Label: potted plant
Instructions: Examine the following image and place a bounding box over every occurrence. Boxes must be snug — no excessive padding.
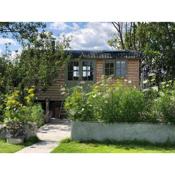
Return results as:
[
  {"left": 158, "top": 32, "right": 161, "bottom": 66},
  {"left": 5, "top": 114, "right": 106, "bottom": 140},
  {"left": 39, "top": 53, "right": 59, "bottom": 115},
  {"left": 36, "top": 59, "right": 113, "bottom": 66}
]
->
[{"left": 5, "top": 119, "right": 25, "bottom": 144}]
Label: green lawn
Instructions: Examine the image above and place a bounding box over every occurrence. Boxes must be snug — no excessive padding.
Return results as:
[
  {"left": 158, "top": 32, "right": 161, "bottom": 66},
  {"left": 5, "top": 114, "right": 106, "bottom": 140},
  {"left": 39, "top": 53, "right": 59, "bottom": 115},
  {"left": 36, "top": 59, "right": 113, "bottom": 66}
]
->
[
  {"left": 0, "top": 137, "right": 39, "bottom": 153},
  {"left": 52, "top": 139, "right": 175, "bottom": 153}
]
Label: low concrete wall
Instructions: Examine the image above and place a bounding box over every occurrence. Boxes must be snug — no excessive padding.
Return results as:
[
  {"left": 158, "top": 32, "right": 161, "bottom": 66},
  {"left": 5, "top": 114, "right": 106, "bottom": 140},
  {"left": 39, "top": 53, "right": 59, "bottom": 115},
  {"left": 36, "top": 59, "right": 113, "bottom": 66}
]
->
[{"left": 71, "top": 121, "right": 175, "bottom": 144}]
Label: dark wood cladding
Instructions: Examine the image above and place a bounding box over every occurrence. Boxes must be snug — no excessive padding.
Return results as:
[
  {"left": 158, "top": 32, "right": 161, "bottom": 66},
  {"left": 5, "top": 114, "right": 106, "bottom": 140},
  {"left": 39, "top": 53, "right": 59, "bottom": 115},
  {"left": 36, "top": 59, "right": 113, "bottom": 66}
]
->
[
  {"left": 36, "top": 66, "right": 66, "bottom": 101},
  {"left": 36, "top": 58, "right": 140, "bottom": 101}
]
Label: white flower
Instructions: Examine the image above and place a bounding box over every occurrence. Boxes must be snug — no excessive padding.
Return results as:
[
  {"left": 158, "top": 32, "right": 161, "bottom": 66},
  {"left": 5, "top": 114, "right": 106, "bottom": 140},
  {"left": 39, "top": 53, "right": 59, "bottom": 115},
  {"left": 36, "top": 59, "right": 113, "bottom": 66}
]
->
[
  {"left": 143, "top": 80, "right": 148, "bottom": 84},
  {"left": 151, "top": 86, "right": 158, "bottom": 91},
  {"left": 148, "top": 73, "right": 156, "bottom": 77}
]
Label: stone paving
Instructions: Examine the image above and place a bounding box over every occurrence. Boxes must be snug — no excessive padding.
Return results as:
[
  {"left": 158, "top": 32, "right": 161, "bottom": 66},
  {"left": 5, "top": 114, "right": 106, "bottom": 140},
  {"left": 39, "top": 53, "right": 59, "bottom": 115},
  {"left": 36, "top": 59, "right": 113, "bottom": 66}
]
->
[{"left": 17, "top": 119, "right": 71, "bottom": 153}]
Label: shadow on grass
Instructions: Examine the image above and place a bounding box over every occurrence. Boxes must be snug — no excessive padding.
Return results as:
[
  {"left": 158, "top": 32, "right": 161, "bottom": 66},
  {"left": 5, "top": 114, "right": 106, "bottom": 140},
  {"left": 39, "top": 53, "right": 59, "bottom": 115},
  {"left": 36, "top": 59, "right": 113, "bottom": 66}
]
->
[{"left": 60, "top": 138, "right": 175, "bottom": 152}]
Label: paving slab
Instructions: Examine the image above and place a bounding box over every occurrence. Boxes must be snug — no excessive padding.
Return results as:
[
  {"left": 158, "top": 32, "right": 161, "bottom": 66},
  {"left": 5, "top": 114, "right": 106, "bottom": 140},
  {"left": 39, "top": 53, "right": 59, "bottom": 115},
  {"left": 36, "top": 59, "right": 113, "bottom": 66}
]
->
[{"left": 17, "top": 119, "right": 71, "bottom": 153}]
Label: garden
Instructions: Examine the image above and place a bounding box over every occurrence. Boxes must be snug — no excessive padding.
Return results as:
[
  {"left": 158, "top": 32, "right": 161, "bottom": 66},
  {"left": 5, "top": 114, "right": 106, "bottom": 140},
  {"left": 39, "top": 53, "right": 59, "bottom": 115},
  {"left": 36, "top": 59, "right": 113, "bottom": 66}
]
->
[
  {"left": 0, "top": 23, "right": 70, "bottom": 152},
  {"left": 52, "top": 77, "right": 175, "bottom": 153},
  {"left": 0, "top": 87, "right": 43, "bottom": 147},
  {"left": 65, "top": 77, "right": 175, "bottom": 124}
]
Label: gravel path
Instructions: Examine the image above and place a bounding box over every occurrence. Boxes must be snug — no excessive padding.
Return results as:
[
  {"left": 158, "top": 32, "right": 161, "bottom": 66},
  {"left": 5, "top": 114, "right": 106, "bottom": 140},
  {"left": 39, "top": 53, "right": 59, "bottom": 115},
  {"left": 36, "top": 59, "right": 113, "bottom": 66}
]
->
[{"left": 17, "top": 119, "right": 71, "bottom": 153}]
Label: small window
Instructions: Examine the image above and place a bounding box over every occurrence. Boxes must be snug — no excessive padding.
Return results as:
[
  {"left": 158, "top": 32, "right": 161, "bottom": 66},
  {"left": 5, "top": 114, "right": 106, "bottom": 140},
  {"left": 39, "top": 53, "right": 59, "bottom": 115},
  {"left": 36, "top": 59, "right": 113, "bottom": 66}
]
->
[
  {"left": 68, "top": 61, "right": 79, "bottom": 80},
  {"left": 105, "top": 62, "right": 114, "bottom": 76},
  {"left": 116, "top": 60, "right": 126, "bottom": 77},
  {"left": 82, "top": 61, "right": 93, "bottom": 81}
]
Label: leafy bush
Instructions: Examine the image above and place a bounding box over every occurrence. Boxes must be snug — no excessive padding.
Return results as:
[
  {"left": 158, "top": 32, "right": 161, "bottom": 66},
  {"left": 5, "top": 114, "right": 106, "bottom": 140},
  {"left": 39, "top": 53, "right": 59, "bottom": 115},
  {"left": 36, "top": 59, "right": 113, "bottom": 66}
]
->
[
  {"left": 65, "top": 78, "right": 175, "bottom": 124},
  {"left": 65, "top": 86, "right": 93, "bottom": 121},
  {"left": 3, "top": 87, "right": 43, "bottom": 125},
  {"left": 117, "top": 87, "right": 145, "bottom": 122},
  {"left": 16, "top": 105, "right": 44, "bottom": 127},
  {"left": 65, "top": 78, "right": 148, "bottom": 123},
  {"left": 3, "top": 88, "right": 44, "bottom": 138},
  {"left": 156, "top": 92, "right": 175, "bottom": 123}
]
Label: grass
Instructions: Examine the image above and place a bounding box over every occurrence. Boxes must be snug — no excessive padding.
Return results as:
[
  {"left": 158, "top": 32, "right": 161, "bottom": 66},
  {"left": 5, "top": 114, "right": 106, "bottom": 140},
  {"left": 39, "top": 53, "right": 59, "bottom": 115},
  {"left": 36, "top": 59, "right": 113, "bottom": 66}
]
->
[
  {"left": 0, "top": 136, "right": 39, "bottom": 153},
  {"left": 52, "top": 138, "right": 175, "bottom": 153}
]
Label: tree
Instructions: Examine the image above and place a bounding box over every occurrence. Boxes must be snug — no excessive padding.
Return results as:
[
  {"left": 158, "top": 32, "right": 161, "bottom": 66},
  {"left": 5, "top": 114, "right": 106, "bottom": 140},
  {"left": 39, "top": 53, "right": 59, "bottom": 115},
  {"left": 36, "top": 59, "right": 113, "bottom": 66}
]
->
[
  {"left": 109, "top": 22, "right": 175, "bottom": 88},
  {"left": 0, "top": 22, "right": 46, "bottom": 45},
  {"left": 16, "top": 32, "right": 71, "bottom": 91},
  {"left": 109, "top": 22, "right": 136, "bottom": 50},
  {"left": 0, "top": 23, "right": 71, "bottom": 106}
]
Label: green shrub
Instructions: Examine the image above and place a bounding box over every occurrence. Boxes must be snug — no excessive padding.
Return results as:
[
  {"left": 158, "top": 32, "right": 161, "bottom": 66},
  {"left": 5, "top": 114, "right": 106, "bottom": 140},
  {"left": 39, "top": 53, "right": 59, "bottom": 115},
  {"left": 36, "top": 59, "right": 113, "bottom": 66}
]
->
[
  {"left": 2, "top": 88, "right": 44, "bottom": 138},
  {"left": 19, "top": 105, "right": 44, "bottom": 127},
  {"left": 65, "top": 78, "right": 149, "bottom": 123},
  {"left": 65, "top": 86, "right": 93, "bottom": 121},
  {"left": 156, "top": 92, "right": 175, "bottom": 124},
  {"left": 3, "top": 88, "right": 44, "bottom": 127},
  {"left": 65, "top": 77, "right": 175, "bottom": 124},
  {"left": 118, "top": 87, "right": 145, "bottom": 122}
]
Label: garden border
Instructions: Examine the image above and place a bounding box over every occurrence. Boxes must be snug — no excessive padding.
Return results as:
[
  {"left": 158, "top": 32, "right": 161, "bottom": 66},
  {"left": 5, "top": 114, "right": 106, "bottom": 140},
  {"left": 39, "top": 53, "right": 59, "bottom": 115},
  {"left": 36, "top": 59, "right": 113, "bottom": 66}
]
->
[{"left": 71, "top": 121, "right": 175, "bottom": 144}]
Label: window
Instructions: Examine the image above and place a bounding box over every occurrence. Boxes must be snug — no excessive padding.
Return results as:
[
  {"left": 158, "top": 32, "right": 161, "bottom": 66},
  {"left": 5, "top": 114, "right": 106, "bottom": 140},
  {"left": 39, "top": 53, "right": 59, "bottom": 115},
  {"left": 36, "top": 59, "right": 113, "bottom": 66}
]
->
[
  {"left": 116, "top": 60, "right": 126, "bottom": 77},
  {"left": 68, "top": 61, "right": 79, "bottom": 80},
  {"left": 82, "top": 61, "right": 93, "bottom": 81},
  {"left": 105, "top": 62, "right": 114, "bottom": 76},
  {"left": 67, "top": 60, "right": 94, "bottom": 81}
]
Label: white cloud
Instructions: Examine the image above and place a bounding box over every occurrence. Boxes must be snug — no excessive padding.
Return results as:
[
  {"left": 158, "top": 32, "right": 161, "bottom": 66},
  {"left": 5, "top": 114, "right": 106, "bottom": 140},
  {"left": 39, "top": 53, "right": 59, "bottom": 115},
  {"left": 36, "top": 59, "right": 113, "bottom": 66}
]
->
[
  {"left": 49, "top": 22, "right": 80, "bottom": 32},
  {"left": 0, "top": 38, "right": 17, "bottom": 45},
  {"left": 50, "top": 22, "right": 69, "bottom": 31},
  {"left": 59, "top": 22, "right": 116, "bottom": 50}
]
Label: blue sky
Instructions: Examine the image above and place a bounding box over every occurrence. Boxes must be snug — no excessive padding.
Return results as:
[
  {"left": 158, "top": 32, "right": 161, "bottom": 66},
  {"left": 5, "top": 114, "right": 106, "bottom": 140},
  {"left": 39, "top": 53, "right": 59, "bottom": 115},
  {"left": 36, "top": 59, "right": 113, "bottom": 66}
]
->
[{"left": 0, "top": 22, "right": 116, "bottom": 58}]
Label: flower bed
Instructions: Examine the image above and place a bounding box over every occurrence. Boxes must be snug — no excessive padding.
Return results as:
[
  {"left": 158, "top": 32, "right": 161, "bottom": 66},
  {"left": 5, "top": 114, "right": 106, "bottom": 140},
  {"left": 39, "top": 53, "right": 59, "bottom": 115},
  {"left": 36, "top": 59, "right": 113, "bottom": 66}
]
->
[{"left": 65, "top": 78, "right": 175, "bottom": 144}]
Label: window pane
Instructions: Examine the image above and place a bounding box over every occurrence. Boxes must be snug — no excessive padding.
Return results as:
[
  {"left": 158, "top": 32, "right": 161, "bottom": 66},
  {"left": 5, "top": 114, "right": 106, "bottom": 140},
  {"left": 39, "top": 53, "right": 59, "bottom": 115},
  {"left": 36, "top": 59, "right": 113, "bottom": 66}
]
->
[
  {"left": 116, "top": 60, "right": 126, "bottom": 77},
  {"left": 82, "top": 61, "right": 93, "bottom": 81},
  {"left": 83, "top": 71, "right": 87, "bottom": 77},
  {"left": 68, "top": 72, "right": 73, "bottom": 80},
  {"left": 105, "top": 62, "right": 114, "bottom": 76},
  {"left": 87, "top": 66, "right": 90, "bottom": 71},
  {"left": 121, "top": 61, "right": 126, "bottom": 76},
  {"left": 83, "top": 66, "right": 87, "bottom": 71},
  {"left": 68, "top": 61, "right": 79, "bottom": 80},
  {"left": 116, "top": 68, "right": 121, "bottom": 76},
  {"left": 73, "top": 66, "right": 79, "bottom": 71},
  {"left": 73, "top": 71, "right": 79, "bottom": 77}
]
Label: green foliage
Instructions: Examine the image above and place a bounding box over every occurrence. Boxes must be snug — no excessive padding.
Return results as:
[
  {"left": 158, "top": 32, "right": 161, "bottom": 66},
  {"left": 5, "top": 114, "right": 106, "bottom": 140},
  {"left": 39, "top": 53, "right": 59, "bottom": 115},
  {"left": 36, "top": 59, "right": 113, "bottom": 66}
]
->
[
  {"left": 64, "top": 86, "right": 93, "bottom": 121},
  {"left": 0, "top": 24, "right": 70, "bottom": 96},
  {"left": 65, "top": 78, "right": 175, "bottom": 124},
  {"left": 0, "top": 22, "right": 46, "bottom": 44},
  {"left": 109, "top": 22, "right": 175, "bottom": 86},
  {"left": 3, "top": 87, "right": 44, "bottom": 127},
  {"left": 65, "top": 78, "right": 147, "bottom": 123},
  {"left": 155, "top": 90, "right": 175, "bottom": 123},
  {"left": 19, "top": 105, "right": 44, "bottom": 127},
  {"left": 15, "top": 33, "right": 70, "bottom": 90}
]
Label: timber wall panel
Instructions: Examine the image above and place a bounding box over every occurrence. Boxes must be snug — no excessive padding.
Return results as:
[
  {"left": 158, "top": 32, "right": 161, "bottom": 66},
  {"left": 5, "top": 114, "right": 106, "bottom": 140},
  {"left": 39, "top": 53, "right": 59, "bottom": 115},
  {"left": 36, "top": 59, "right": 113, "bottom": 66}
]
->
[
  {"left": 37, "top": 58, "right": 140, "bottom": 101},
  {"left": 36, "top": 66, "right": 66, "bottom": 101},
  {"left": 127, "top": 59, "right": 140, "bottom": 88}
]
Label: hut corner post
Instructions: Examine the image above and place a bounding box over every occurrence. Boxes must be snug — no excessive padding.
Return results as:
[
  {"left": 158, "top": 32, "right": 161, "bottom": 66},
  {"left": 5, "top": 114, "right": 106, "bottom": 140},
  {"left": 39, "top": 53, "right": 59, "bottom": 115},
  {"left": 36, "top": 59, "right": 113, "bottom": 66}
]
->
[{"left": 45, "top": 98, "right": 50, "bottom": 123}]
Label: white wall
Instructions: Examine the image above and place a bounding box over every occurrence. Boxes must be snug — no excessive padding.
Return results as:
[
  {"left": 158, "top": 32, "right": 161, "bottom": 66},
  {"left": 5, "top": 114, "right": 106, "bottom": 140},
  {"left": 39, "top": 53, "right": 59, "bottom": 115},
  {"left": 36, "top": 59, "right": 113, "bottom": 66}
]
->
[{"left": 71, "top": 121, "right": 175, "bottom": 144}]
